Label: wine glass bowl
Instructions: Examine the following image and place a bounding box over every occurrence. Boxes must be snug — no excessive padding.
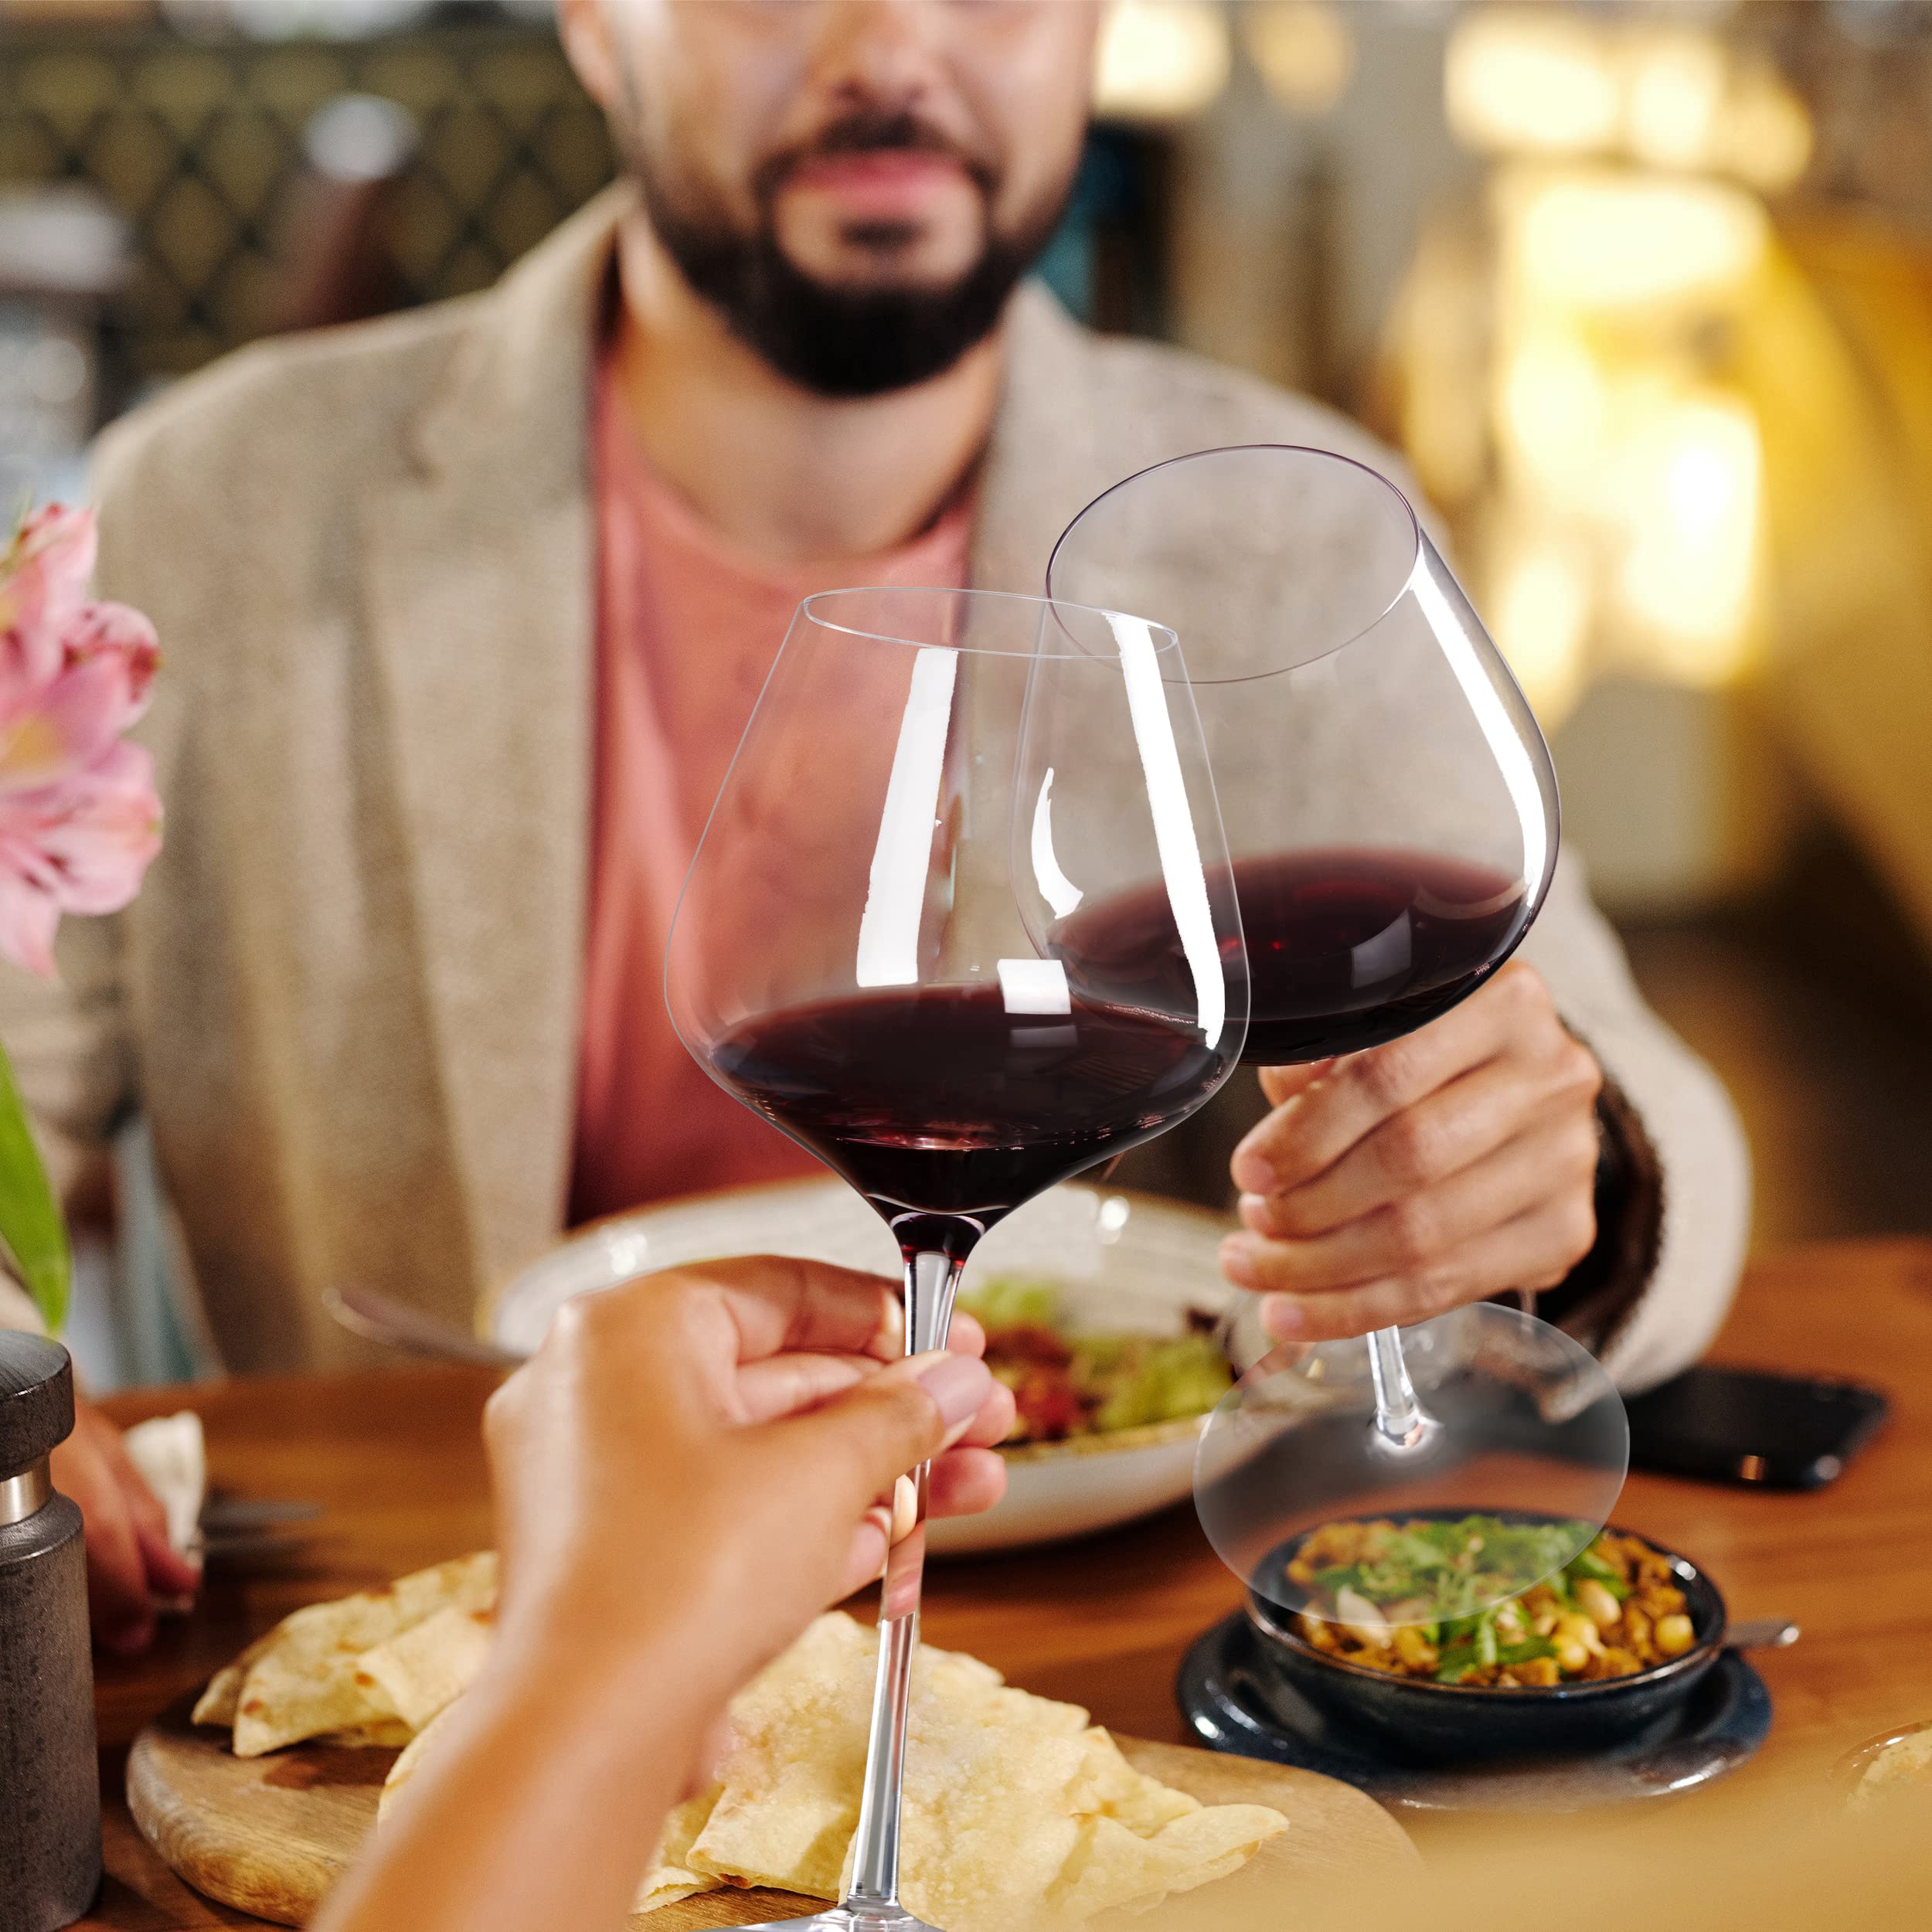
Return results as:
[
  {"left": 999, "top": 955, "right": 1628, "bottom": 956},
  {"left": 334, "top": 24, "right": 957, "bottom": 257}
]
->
[
  {"left": 665, "top": 585, "right": 1248, "bottom": 1932},
  {"left": 668, "top": 588, "right": 1247, "bottom": 1254},
  {"left": 1048, "top": 445, "right": 1629, "bottom": 1624}
]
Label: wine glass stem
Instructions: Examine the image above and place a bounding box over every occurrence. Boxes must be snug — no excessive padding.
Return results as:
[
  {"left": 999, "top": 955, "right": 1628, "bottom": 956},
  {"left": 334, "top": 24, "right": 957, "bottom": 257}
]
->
[
  {"left": 844, "top": 1247, "right": 963, "bottom": 1915},
  {"left": 1367, "top": 1324, "right": 1426, "bottom": 1445}
]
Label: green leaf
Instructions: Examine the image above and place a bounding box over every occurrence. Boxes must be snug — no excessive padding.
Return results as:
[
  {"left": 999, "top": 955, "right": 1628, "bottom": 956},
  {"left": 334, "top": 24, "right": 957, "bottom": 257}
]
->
[
  {"left": 1497, "top": 1638, "right": 1558, "bottom": 1665},
  {"left": 0, "top": 1044, "right": 69, "bottom": 1331}
]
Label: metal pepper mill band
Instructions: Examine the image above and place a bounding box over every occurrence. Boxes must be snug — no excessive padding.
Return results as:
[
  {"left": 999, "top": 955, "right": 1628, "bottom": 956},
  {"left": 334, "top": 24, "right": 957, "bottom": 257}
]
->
[{"left": 0, "top": 1333, "right": 101, "bottom": 1932}]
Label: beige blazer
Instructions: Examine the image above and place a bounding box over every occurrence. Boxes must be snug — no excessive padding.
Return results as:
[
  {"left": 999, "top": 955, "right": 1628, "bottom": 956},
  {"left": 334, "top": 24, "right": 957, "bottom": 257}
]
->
[{"left": 0, "top": 187, "right": 1748, "bottom": 1385}]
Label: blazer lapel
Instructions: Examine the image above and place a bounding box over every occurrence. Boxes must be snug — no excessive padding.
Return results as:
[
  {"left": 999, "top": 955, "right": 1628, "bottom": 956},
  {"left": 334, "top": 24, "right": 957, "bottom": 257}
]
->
[{"left": 360, "top": 189, "right": 628, "bottom": 1286}]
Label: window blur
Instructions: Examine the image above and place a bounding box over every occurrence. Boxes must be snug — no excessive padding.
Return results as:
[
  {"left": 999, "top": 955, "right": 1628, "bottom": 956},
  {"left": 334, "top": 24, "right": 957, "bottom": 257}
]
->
[{"left": 5, "top": 0, "right": 1930, "bottom": 1256}]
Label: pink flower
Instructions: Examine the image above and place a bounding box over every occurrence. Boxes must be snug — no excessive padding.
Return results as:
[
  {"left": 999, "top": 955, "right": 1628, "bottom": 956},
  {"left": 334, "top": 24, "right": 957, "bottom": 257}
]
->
[{"left": 0, "top": 506, "right": 162, "bottom": 978}]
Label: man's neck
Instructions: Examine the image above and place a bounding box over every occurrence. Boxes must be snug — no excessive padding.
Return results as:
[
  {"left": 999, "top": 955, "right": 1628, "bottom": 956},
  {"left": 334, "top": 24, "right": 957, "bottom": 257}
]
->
[{"left": 609, "top": 216, "right": 1004, "bottom": 566}]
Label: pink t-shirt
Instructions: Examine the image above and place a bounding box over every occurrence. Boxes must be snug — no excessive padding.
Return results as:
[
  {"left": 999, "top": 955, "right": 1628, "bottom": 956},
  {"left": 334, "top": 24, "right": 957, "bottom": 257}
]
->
[{"left": 569, "top": 365, "right": 975, "bottom": 1225}]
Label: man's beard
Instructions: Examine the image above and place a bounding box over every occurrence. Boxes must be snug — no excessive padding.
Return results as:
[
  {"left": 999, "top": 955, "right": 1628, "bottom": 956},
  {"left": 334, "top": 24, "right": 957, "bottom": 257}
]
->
[{"left": 631, "top": 115, "right": 1073, "bottom": 400}]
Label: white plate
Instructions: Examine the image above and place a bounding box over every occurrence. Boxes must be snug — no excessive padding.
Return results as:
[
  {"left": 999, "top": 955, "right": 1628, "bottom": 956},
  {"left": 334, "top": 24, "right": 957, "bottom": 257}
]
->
[{"left": 486, "top": 1177, "right": 1235, "bottom": 1554}]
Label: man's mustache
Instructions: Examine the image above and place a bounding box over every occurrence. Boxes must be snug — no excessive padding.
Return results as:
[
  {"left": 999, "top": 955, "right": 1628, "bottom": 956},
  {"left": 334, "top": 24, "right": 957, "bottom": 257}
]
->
[{"left": 754, "top": 112, "right": 998, "bottom": 200}]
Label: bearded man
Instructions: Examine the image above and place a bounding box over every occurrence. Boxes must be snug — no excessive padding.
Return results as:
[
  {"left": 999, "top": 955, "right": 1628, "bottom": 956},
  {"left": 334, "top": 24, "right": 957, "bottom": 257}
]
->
[{"left": 0, "top": 2, "right": 1746, "bottom": 1650}]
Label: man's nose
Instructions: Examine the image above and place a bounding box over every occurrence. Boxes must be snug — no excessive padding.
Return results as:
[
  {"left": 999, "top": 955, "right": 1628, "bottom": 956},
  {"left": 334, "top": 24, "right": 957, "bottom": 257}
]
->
[{"left": 811, "top": 0, "right": 951, "bottom": 109}]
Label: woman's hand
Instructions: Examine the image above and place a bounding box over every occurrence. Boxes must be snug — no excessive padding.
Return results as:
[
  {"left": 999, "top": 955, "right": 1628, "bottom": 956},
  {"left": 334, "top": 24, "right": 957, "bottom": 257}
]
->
[
  {"left": 1219, "top": 961, "right": 1603, "bottom": 1341},
  {"left": 316, "top": 1257, "right": 1011, "bottom": 1932},
  {"left": 483, "top": 1254, "right": 1012, "bottom": 1709},
  {"left": 52, "top": 1396, "right": 201, "bottom": 1654}
]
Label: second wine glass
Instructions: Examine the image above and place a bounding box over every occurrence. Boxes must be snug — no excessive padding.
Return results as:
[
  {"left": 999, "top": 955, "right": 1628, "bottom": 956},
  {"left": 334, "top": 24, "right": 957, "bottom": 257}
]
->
[
  {"left": 665, "top": 586, "right": 1247, "bottom": 1932},
  {"left": 1047, "top": 445, "right": 1630, "bottom": 1625}
]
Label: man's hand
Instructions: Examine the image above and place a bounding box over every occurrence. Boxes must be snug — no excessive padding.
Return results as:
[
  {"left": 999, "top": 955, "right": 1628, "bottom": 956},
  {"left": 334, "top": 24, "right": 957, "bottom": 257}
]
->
[
  {"left": 1219, "top": 961, "right": 1603, "bottom": 1341},
  {"left": 482, "top": 1257, "right": 1013, "bottom": 1716},
  {"left": 52, "top": 1396, "right": 202, "bottom": 1654}
]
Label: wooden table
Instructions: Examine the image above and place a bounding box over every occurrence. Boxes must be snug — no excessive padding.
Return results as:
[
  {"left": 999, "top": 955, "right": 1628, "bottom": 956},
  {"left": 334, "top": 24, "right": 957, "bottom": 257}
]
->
[{"left": 79, "top": 1238, "right": 1932, "bottom": 1929}]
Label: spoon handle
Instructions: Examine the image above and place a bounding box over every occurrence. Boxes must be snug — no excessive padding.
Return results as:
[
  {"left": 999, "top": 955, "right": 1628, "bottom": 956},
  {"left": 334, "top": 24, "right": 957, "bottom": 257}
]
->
[{"left": 1727, "top": 1617, "right": 1801, "bottom": 1651}]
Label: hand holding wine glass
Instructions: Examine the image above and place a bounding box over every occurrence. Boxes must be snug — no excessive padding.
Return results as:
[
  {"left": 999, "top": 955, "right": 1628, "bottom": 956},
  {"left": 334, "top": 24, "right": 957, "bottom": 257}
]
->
[{"left": 1222, "top": 959, "right": 1605, "bottom": 1343}]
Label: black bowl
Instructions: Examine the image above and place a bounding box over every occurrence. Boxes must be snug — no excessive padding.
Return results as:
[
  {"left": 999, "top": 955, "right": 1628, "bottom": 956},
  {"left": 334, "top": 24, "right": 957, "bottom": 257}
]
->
[{"left": 1243, "top": 1509, "right": 1729, "bottom": 1764}]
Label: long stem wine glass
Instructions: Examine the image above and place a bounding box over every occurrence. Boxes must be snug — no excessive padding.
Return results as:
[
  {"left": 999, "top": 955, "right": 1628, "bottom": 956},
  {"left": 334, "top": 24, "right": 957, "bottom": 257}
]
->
[
  {"left": 1046, "top": 446, "right": 1629, "bottom": 1624},
  {"left": 665, "top": 587, "right": 1247, "bottom": 1932}
]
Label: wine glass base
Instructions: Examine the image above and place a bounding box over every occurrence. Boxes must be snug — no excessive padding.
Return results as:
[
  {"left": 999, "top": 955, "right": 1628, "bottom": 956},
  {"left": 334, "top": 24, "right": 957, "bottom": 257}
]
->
[
  {"left": 735, "top": 1909, "right": 942, "bottom": 1932},
  {"left": 1195, "top": 1303, "right": 1631, "bottom": 1620}
]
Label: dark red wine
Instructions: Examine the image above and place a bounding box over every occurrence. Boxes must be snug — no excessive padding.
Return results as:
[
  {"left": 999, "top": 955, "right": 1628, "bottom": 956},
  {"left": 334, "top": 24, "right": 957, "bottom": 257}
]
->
[
  {"left": 708, "top": 985, "right": 1233, "bottom": 1239},
  {"left": 1063, "top": 847, "right": 1530, "bottom": 1067}
]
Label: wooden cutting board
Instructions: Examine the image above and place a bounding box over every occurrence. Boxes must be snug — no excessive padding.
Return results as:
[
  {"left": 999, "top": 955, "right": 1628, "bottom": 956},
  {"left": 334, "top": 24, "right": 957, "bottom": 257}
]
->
[{"left": 128, "top": 1695, "right": 1415, "bottom": 1928}]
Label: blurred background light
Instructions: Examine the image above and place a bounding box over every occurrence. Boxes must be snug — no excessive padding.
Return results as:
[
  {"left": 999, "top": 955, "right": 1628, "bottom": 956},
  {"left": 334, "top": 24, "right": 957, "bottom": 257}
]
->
[
  {"left": 1506, "top": 170, "right": 1767, "bottom": 313},
  {"left": 1093, "top": 0, "right": 1231, "bottom": 124},
  {"left": 1444, "top": 5, "right": 1815, "bottom": 194},
  {"left": 1624, "top": 28, "right": 1730, "bottom": 172},
  {"left": 1447, "top": 9, "right": 1622, "bottom": 158},
  {"left": 1243, "top": 2, "right": 1357, "bottom": 117},
  {"left": 1614, "top": 390, "right": 1763, "bottom": 682}
]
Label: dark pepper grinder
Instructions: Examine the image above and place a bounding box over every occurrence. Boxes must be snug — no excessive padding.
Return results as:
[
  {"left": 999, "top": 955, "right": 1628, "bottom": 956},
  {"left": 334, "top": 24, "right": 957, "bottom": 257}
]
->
[{"left": 0, "top": 1334, "right": 101, "bottom": 1932}]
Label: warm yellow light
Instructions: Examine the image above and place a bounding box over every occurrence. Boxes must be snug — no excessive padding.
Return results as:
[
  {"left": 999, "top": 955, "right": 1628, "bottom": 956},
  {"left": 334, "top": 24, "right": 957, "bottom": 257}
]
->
[
  {"left": 1446, "top": 6, "right": 1813, "bottom": 194},
  {"left": 1244, "top": 2, "right": 1356, "bottom": 116},
  {"left": 1509, "top": 172, "right": 1767, "bottom": 313},
  {"left": 1624, "top": 29, "right": 1728, "bottom": 172},
  {"left": 1094, "top": 0, "right": 1231, "bottom": 123},
  {"left": 1493, "top": 548, "right": 1594, "bottom": 720},
  {"left": 1447, "top": 9, "right": 1621, "bottom": 158},
  {"left": 1615, "top": 394, "right": 1761, "bottom": 681},
  {"left": 1498, "top": 331, "right": 1607, "bottom": 503},
  {"left": 1721, "top": 66, "right": 1813, "bottom": 192}
]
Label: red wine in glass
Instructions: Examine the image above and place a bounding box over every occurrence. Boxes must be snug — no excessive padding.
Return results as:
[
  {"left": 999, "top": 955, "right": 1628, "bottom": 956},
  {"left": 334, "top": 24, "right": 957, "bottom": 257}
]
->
[
  {"left": 1060, "top": 845, "right": 1531, "bottom": 1068},
  {"left": 710, "top": 984, "right": 1233, "bottom": 1255}
]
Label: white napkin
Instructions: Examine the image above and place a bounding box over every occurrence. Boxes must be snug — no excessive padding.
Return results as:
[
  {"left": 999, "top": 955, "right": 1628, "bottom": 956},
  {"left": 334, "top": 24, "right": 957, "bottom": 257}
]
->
[{"left": 123, "top": 1410, "right": 206, "bottom": 1561}]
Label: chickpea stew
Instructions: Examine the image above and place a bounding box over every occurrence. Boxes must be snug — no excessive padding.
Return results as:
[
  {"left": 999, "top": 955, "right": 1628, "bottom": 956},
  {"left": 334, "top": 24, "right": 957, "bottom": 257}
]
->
[{"left": 1287, "top": 1515, "right": 1699, "bottom": 1689}]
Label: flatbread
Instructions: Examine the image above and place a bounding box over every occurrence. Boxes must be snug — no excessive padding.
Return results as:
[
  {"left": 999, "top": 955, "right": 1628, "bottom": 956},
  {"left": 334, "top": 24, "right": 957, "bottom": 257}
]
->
[
  {"left": 376, "top": 1701, "right": 459, "bottom": 1824},
  {"left": 230, "top": 1553, "right": 495, "bottom": 1757},
  {"left": 192, "top": 1631, "right": 272, "bottom": 1727},
  {"left": 355, "top": 1603, "right": 496, "bottom": 1732},
  {"left": 679, "top": 1614, "right": 1284, "bottom": 1932},
  {"left": 1048, "top": 1731, "right": 1286, "bottom": 1922}
]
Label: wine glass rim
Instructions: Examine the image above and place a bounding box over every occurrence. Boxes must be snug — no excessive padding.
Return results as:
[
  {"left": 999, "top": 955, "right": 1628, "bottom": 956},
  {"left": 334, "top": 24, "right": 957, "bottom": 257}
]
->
[
  {"left": 798, "top": 584, "right": 1182, "bottom": 659},
  {"left": 1047, "top": 442, "right": 1427, "bottom": 685}
]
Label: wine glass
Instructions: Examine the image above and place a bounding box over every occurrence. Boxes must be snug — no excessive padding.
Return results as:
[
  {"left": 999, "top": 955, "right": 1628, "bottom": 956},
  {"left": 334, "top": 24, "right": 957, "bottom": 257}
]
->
[
  {"left": 1046, "top": 445, "right": 1630, "bottom": 1624},
  {"left": 665, "top": 586, "right": 1247, "bottom": 1932}
]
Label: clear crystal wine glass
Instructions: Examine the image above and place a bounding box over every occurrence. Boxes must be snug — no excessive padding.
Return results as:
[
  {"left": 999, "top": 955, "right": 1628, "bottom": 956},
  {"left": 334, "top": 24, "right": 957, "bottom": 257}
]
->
[
  {"left": 665, "top": 587, "right": 1248, "bottom": 1931},
  {"left": 1046, "top": 446, "right": 1630, "bottom": 1624}
]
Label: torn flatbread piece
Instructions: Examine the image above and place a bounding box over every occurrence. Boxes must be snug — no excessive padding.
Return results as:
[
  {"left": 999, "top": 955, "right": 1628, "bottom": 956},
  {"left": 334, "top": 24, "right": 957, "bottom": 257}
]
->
[
  {"left": 230, "top": 1552, "right": 495, "bottom": 1757},
  {"left": 355, "top": 1601, "right": 495, "bottom": 1733}
]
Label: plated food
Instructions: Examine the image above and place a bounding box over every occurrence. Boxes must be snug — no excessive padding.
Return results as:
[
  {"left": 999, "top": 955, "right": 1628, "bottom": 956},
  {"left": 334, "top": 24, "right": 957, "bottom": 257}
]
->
[
  {"left": 959, "top": 1274, "right": 1231, "bottom": 1444},
  {"left": 192, "top": 1562, "right": 1286, "bottom": 1932},
  {"left": 1839, "top": 1719, "right": 1932, "bottom": 1811},
  {"left": 1246, "top": 1509, "right": 1730, "bottom": 1763},
  {"left": 1285, "top": 1515, "right": 1698, "bottom": 1688}
]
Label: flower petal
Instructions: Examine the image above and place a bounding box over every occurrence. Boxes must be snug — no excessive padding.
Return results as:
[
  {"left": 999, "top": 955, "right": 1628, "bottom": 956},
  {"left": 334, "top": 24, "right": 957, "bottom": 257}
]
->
[
  {"left": 64, "top": 600, "right": 159, "bottom": 715},
  {"left": 32, "top": 740, "right": 163, "bottom": 916},
  {"left": 0, "top": 505, "right": 97, "bottom": 647},
  {"left": 0, "top": 652, "right": 146, "bottom": 796},
  {"left": 0, "top": 868, "right": 62, "bottom": 979}
]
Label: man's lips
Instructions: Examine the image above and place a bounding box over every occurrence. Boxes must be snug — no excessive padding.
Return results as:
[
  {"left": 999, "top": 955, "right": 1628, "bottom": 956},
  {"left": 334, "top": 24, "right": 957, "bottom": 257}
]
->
[{"left": 781, "top": 149, "right": 975, "bottom": 219}]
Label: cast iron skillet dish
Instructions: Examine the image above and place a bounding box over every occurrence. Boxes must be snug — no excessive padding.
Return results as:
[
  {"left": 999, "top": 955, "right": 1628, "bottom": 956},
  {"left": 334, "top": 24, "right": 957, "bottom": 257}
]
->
[{"left": 1244, "top": 1508, "right": 1728, "bottom": 1762}]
